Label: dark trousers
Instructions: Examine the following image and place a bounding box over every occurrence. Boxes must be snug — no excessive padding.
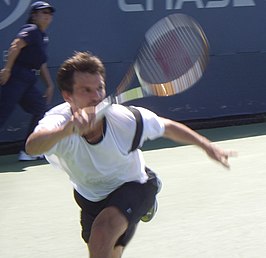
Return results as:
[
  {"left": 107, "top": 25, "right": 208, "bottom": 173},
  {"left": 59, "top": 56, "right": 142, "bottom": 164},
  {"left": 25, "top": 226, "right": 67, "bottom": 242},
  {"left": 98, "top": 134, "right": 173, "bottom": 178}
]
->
[{"left": 0, "top": 66, "right": 47, "bottom": 149}]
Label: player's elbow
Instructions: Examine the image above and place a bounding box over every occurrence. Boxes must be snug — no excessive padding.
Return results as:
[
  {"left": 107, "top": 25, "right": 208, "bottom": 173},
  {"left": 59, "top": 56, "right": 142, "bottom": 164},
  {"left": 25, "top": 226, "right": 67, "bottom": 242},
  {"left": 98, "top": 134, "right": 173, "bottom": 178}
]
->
[
  {"left": 25, "top": 136, "right": 42, "bottom": 155},
  {"left": 25, "top": 142, "right": 36, "bottom": 156},
  {"left": 161, "top": 118, "right": 176, "bottom": 138}
]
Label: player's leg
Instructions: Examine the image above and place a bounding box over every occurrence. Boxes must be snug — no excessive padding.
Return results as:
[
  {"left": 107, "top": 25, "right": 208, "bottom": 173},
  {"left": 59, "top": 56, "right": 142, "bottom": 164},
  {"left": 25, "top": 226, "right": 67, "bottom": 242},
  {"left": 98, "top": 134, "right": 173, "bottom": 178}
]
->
[
  {"left": 74, "top": 190, "right": 127, "bottom": 258},
  {"left": 112, "top": 246, "right": 124, "bottom": 258},
  {"left": 141, "top": 167, "right": 162, "bottom": 222},
  {"left": 105, "top": 180, "right": 158, "bottom": 255},
  {"left": 74, "top": 179, "right": 158, "bottom": 258},
  {"left": 88, "top": 206, "right": 128, "bottom": 258}
]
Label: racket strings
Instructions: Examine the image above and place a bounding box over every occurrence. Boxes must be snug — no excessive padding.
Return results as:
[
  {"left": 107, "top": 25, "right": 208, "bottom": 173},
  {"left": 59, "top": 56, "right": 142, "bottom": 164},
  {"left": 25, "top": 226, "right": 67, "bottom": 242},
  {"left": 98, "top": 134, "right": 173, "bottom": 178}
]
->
[
  {"left": 95, "top": 13, "right": 209, "bottom": 121},
  {"left": 174, "top": 23, "right": 209, "bottom": 84},
  {"left": 135, "top": 14, "right": 209, "bottom": 96}
]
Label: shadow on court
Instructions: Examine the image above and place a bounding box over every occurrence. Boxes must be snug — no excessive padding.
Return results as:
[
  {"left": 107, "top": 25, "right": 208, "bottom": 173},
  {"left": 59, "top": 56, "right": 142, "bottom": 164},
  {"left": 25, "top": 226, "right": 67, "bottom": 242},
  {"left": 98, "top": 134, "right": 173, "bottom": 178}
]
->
[{"left": 0, "top": 155, "right": 48, "bottom": 173}]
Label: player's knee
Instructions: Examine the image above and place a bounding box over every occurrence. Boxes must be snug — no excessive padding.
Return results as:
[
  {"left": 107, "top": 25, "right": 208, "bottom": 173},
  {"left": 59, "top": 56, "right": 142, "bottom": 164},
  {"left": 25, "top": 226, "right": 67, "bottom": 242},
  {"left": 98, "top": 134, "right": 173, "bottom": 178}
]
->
[
  {"left": 89, "top": 207, "right": 128, "bottom": 247},
  {"left": 88, "top": 225, "right": 115, "bottom": 256}
]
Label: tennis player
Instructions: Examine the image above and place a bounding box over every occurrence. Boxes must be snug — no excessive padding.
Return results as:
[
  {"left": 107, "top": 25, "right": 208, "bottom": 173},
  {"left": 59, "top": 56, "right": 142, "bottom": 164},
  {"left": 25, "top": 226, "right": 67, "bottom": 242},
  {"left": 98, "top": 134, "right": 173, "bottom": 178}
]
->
[{"left": 26, "top": 51, "right": 234, "bottom": 258}]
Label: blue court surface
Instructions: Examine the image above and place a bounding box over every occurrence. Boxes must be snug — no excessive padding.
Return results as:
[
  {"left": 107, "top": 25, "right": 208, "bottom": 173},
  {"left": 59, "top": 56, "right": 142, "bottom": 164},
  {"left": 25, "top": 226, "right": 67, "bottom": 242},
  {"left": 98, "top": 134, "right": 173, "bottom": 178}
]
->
[{"left": 1, "top": 122, "right": 266, "bottom": 258}]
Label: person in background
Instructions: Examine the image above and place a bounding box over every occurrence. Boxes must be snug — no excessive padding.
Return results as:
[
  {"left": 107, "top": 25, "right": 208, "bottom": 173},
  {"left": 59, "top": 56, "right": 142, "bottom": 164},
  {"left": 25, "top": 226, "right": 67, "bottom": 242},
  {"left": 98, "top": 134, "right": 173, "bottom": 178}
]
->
[
  {"left": 0, "top": 1, "right": 55, "bottom": 161},
  {"left": 26, "top": 51, "right": 235, "bottom": 258}
]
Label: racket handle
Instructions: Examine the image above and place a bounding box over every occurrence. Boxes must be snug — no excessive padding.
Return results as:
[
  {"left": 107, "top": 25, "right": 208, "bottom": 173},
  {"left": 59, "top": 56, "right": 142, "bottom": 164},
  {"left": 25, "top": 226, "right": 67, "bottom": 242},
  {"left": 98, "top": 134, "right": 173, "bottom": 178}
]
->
[{"left": 95, "top": 96, "right": 114, "bottom": 121}]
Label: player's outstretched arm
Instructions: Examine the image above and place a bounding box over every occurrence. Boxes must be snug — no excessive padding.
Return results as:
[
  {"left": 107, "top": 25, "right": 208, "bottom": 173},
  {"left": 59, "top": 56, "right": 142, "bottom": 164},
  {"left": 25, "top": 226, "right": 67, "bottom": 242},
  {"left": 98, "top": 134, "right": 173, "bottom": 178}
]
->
[
  {"left": 26, "top": 107, "right": 99, "bottom": 155},
  {"left": 25, "top": 120, "right": 74, "bottom": 155},
  {"left": 161, "top": 117, "right": 236, "bottom": 169}
]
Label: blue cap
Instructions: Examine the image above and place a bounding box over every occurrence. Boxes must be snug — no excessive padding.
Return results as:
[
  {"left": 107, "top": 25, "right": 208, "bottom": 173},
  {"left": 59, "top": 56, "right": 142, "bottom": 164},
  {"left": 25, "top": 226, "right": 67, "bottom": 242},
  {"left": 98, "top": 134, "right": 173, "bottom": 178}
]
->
[{"left": 30, "top": 1, "right": 55, "bottom": 13}]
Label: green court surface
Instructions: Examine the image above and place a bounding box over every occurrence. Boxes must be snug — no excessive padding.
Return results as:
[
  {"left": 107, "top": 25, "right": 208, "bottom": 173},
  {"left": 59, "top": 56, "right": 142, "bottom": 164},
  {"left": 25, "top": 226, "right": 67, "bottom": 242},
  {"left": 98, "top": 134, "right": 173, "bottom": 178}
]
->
[{"left": 1, "top": 122, "right": 266, "bottom": 258}]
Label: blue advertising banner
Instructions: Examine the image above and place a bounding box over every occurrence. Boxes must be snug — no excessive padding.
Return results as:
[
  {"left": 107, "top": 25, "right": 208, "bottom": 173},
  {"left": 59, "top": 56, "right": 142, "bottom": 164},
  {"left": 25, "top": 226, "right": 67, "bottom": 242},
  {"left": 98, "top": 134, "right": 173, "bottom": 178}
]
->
[{"left": 0, "top": 0, "right": 265, "bottom": 143}]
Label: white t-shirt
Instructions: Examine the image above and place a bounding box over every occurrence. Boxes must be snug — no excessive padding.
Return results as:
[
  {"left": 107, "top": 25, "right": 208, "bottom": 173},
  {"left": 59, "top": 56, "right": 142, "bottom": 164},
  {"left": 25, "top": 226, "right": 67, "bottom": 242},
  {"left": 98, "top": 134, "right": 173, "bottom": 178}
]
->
[{"left": 35, "top": 102, "right": 165, "bottom": 201}]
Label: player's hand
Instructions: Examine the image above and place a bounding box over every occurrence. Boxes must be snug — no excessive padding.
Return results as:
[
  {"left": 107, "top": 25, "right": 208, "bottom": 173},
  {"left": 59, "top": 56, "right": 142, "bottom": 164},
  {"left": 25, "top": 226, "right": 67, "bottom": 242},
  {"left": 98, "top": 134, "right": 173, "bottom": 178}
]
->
[
  {"left": 204, "top": 143, "right": 237, "bottom": 169},
  {"left": 72, "top": 107, "right": 96, "bottom": 135}
]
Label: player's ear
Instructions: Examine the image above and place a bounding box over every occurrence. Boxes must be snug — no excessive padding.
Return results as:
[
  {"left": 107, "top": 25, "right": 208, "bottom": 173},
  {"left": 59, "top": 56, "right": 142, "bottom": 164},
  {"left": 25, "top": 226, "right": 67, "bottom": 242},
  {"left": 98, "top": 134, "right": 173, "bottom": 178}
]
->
[{"left": 62, "top": 90, "right": 73, "bottom": 104}]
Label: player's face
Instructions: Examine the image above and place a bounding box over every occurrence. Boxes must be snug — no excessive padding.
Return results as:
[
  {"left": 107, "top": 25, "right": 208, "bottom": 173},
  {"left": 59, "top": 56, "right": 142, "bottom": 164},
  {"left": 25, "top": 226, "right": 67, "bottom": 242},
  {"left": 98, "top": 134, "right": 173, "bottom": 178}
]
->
[
  {"left": 65, "top": 71, "right": 106, "bottom": 112},
  {"left": 33, "top": 9, "right": 53, "bottom": 30}
]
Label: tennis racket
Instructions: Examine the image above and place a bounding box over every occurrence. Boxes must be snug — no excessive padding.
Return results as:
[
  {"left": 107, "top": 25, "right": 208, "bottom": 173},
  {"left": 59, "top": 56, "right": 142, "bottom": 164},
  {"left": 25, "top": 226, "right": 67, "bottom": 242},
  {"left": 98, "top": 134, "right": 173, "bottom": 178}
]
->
[{"left": 95, "top": 13, "right": 209, "bottom": 119}]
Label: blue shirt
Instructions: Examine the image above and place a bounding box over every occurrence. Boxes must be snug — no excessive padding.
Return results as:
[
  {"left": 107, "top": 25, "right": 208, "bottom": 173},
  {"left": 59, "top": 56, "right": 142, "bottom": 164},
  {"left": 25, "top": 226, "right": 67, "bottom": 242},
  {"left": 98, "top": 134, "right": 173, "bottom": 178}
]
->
[{"left": 15, "top": 24, "right": 49, "bottom": 69}]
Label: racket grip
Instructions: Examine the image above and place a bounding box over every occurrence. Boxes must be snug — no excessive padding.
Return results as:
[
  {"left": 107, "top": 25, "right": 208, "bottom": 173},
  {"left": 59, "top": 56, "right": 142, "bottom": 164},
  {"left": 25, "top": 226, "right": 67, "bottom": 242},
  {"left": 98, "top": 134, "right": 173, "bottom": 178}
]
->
[{"left": 95, "top": 96, "right": 113, "bottom": 121}]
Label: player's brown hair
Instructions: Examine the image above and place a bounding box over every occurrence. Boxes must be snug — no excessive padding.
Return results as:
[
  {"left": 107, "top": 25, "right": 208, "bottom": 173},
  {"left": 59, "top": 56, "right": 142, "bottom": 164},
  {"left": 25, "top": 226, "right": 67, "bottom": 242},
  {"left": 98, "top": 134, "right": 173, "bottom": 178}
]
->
[{"left": 57, "top": 51, "right": 106, "bottom": 93}]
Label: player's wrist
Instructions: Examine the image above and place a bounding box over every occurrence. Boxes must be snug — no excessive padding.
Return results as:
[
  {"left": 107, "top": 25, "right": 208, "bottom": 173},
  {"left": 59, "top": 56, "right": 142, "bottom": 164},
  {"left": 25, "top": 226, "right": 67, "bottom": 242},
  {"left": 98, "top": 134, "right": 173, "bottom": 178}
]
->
[
  {"left": 65, "top": 119, "right": 78, "bottom": 136},
  {"left": 198, "top": 136, "right": 211, "bottom": 150}
]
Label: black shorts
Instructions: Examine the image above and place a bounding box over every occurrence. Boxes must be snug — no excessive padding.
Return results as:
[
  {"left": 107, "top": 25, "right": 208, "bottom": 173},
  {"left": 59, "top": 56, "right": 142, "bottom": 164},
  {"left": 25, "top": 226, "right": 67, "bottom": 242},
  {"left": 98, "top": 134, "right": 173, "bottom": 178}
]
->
[{"left": 73, "top": 168, "right": 159, "bottom": 246}]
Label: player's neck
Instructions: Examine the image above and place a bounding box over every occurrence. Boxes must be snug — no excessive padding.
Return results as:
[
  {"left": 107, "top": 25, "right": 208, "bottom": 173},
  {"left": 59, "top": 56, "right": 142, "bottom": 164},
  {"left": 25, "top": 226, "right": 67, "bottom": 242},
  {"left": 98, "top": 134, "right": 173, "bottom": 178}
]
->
[{"left": 84, "top": 120, "right": 105, "bottom": 144}]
